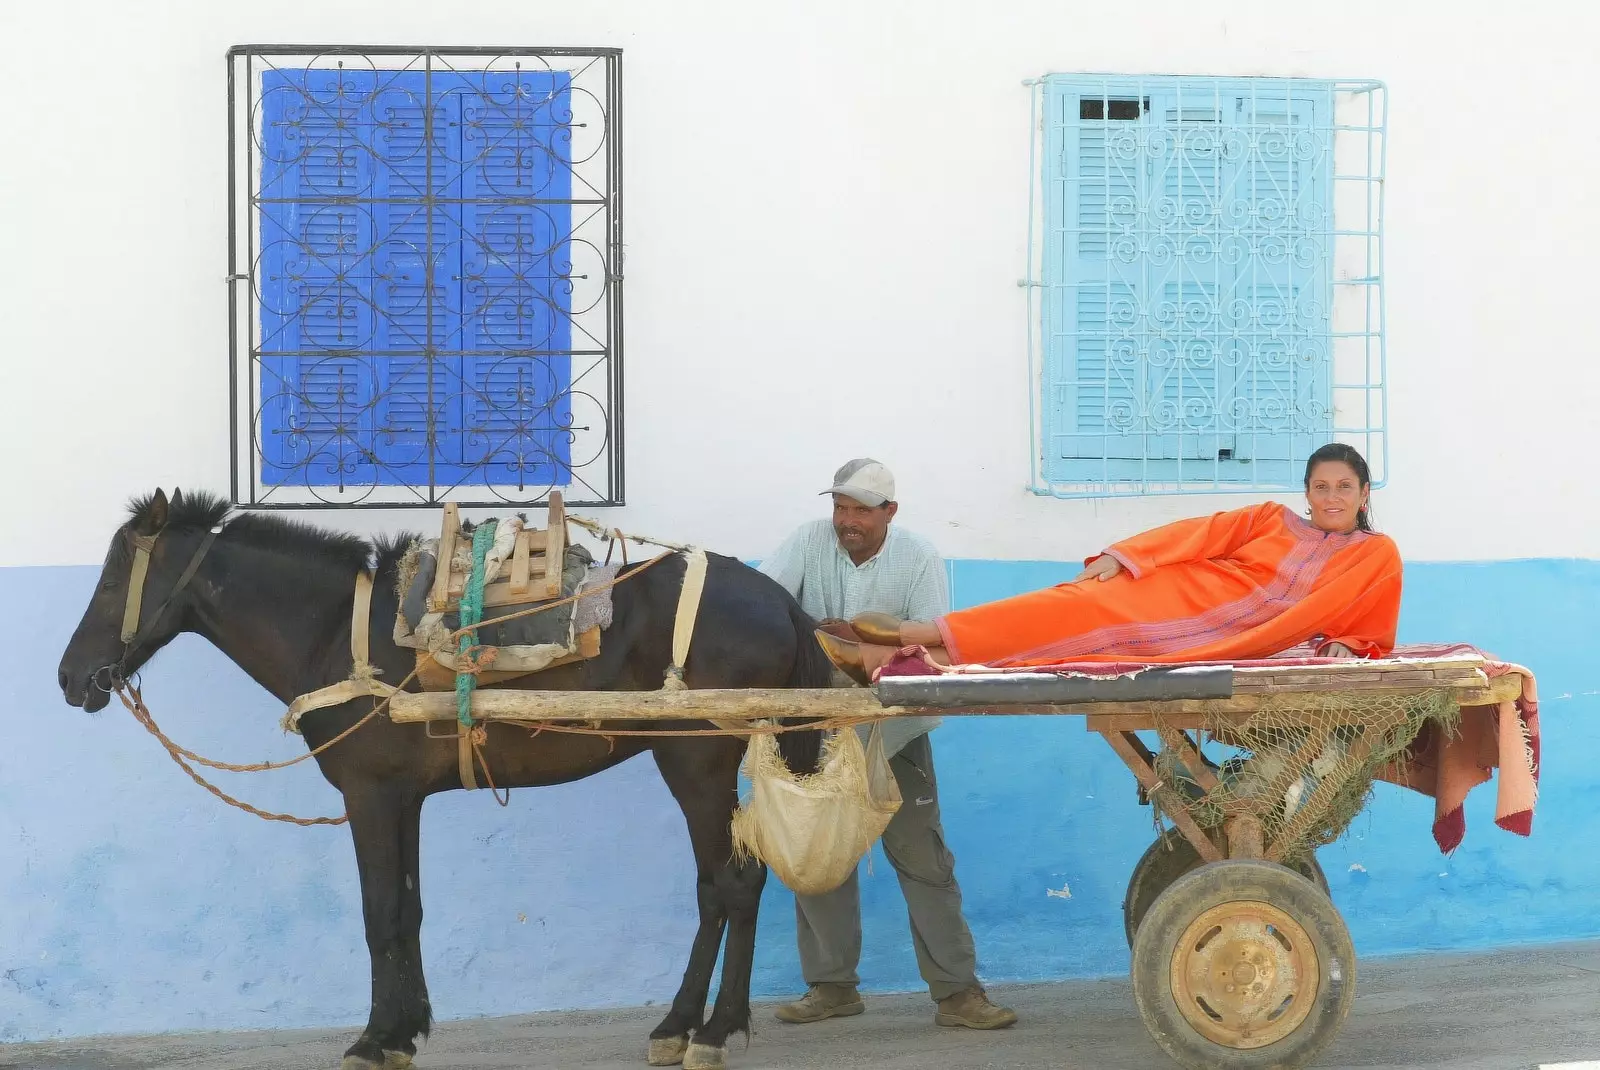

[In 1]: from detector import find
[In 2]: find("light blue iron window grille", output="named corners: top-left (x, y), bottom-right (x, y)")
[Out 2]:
top-left (1024, 75), bottom-right (1387, 497)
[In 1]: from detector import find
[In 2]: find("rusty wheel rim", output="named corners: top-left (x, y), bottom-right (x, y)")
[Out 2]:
top-left (1169, 898), bottom-right (1319, 1049)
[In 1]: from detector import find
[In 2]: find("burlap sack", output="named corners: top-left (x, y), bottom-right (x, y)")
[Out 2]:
top-left (730, 723), bottom-right (902, 895)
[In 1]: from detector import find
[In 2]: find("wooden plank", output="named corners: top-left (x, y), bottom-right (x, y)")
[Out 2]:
top-left (509, 528), bottom-right (532, 594)
top-left (1225, 814), bottom-right (1265, 861)
top-left (482, 580), bottom-right (544, 609)
top-left (544, 492), bottom-right (566, 599)
top-left (389, 686), bottom-right (891, 724)
top-left (1234, 670), bottom-right (1437, 691)
top-left (1101, 730), bottom-right (1223, 863)
top-left (1249, 671), bottom-right (1443, 691)
top-left (429, 502), bottom-right (460, 612)
top-left (1156, 725), bottom-right (1221, 793)
top-left (385, 670), bottom-right (1524, 728)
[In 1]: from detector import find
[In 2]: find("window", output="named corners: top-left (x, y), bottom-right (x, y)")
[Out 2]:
top-left (1025, 75), bottom-right (1387, 497)
top-left (227, 48), bottom-right (622, 507)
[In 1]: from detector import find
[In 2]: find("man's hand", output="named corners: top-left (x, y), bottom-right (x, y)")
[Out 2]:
top-left (1074, 555), bottom-right (1123, 583)
top-left (1322, 642), bottom-right (1356, 658)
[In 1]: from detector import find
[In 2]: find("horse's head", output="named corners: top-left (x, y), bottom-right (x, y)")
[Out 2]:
top-left (58, 488), bottom-right (221, 711)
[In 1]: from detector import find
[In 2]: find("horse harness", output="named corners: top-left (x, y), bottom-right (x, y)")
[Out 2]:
top-left (294, 547), bottom-right (715, 792)
top-left (111, 516), bottom-right (716, 795)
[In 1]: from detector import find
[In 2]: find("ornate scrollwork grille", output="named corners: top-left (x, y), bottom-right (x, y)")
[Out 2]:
top-left (227, 47), bottom-right (623, 508)
top-left (1026, 76), bottom-right (1387, 497)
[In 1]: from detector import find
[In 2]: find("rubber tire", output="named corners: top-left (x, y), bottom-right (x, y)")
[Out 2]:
top-left (1123, 829), bottom-right (1330, 947)
top-left (1131, 860), bottom-right (1355, 1070)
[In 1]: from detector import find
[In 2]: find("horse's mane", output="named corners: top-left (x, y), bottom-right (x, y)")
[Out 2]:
top-left (126, 491), bottom-right (414, 575)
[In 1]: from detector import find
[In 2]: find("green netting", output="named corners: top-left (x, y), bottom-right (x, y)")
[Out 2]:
top-left (1149, 689), bottom-right (1461, 864)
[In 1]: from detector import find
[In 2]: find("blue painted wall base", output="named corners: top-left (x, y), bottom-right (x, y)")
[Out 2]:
top-left (1, 558), bottom-right (1593, 1041)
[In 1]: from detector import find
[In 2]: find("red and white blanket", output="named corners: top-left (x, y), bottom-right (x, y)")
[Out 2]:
top-left (875, 642), bottom-right (1539, 854)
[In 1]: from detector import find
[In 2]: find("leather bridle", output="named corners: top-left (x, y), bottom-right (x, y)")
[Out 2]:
top-left (94, 523), bottom-right (222, 691)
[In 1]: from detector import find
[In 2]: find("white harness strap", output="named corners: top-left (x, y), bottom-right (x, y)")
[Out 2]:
top-left (281, 570), bottom-right (397, 734)
top-left (350, 570), bottom-right (373, 672)
top-left (120, 535), bottom-right (158, 643)
top-left (662, 550), bottom-right (708, 691)
top-left (660, 550), bottom-right (747, 734)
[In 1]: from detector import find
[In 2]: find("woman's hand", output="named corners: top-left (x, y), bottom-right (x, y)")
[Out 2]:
top-left (1322, 642), bottom-right (1356, 658)
top-left (1075, 555), bottom-right (1123, 583)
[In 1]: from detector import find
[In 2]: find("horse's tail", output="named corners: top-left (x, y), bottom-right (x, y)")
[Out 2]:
top-left (784, 599), bottom-right (837, 690)
top-left (776, 598), bottom-right (834, 774)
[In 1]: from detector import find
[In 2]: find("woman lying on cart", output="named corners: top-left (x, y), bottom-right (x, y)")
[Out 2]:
top-left (816, 442), bottom-right (1403, 685)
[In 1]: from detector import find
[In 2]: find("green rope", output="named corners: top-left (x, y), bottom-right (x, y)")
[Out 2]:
top-left (455, 520), bottom-right (498, 727)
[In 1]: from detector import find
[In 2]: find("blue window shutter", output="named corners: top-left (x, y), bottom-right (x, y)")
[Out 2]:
top-left (458, 71), bottom-right (575, 490)
top-left (258, 69), bottom-right (382, 487)
top-left (258, 69), bottom-right (579, 491)
top-left (368, 74), bottom-right (462, 486)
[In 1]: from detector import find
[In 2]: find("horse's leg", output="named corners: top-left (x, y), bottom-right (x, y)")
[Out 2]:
top-left (341, 783), bottom-right (429, 1070)
top-left (646, 742), bottom-right (743, 1068)
top-left (389, 794), bottom-right (431, 1066)
top-left (691, 853), bottom-right (767, 1070)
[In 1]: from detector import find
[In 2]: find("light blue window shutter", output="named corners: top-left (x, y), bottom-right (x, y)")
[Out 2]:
top-left (1222, 90), bottom-right (1334, 485)
top-left (1043, 89), bottom-right (1150, 482)
top-left (1144, 94), bottom-right (1228, 466)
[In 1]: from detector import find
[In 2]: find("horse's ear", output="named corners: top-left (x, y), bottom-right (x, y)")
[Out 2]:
top-left (171, 487), bottom-right (184, 510)
top-left (138, 489), bottom-right (170, 535)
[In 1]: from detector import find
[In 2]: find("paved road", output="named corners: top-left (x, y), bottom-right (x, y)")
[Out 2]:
top-left (7, 941), bottom-right (1600, 1069)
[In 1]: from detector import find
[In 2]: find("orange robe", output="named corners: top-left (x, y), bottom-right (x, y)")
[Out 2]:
top-left (937, 503), bottom-right (1402, 666)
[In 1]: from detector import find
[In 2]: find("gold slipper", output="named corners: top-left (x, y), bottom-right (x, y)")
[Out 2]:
top-left (849, 612), bottom-right (905, 646)
top-left (814, 630), bottom-right (871, 686)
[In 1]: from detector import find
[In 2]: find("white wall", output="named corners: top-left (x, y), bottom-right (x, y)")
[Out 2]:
top-left (3, 0), bottom-right (1594, 569)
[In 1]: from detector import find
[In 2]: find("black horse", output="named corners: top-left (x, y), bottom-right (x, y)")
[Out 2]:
top-left (56, 489), bottom-right (828, 1070)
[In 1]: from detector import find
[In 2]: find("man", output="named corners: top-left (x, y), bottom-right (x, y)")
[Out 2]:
top-left (757, 458), bottom-right (1018, 1030)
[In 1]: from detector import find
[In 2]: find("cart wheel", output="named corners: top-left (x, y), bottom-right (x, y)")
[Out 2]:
top-left (1123, 829), bottom-right (1330, 947)
top-left (1131, 860), bottom-right (1354, 1070)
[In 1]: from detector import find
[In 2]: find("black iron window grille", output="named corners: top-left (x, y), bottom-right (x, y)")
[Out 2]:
top-left (227, 47), bottom-right (623, 508)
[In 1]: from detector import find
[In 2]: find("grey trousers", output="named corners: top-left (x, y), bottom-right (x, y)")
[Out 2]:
top-left (792, 732), bottom-right (979, 1001)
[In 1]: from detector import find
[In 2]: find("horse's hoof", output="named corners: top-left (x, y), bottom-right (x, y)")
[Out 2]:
top-left (340, 1048), bottom-right (412, 1070)
top-left (683, 1042), bottom-right (727, 1070)
top-left (646, 1035), bottom-right (689, 1065)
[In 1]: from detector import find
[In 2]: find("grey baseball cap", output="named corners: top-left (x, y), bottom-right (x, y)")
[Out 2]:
top-left (822, 458), bottom-right (896, 507)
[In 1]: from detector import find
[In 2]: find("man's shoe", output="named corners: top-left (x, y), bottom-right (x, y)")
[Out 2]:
top-left (934, 987), bottom-right (1018, 1030)
top-left (850, 611), bottom-right (904, 646)
top-left (774, 983), bottom-right (865, 1024)
top-left (814, 631), bottom-right (871, 686)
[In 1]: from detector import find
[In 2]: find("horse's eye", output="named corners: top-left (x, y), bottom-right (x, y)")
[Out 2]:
top-left (100, 579), bottom-right (120, 592)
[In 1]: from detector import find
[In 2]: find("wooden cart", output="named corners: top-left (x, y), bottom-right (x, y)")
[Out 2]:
top-left (389, 655), bottom-right (1520, 1070)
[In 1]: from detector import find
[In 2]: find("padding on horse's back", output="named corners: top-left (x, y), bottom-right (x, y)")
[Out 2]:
top-left (393, 505), bottom-right (616, 690)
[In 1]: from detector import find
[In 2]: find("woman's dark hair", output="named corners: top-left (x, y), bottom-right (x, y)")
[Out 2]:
top-left (1304, 442), bottom-right (1375, 533)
